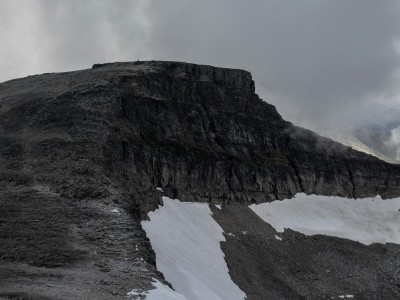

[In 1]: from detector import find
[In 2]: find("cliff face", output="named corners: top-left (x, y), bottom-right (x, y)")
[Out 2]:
top-left (1, 61), bottom-right (400, 214)
top-left (2, 61), bottom-right (400, 299)
top-left (96, 61), bottom-right (400, 206)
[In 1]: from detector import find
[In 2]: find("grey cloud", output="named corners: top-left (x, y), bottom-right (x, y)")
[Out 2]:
top-left (1, 0), bottom-right (400, 130)
top-left (0, 0), bottom-right (151, 81)
top-left (146, 0), bottom-right (400, 129)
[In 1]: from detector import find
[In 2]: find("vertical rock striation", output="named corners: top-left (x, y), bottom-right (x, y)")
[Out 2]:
top-left (2, 61), bottom-right (400, 299)
top-left (1, 61), bottom-right (400, 215)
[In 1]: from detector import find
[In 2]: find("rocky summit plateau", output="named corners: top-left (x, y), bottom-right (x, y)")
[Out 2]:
top-left (1, 61), bottom-right (400, 300)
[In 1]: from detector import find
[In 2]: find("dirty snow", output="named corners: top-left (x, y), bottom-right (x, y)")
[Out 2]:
top-left (142, 197), bottom-right (246, 300)
top-left (250, 193), bottom-right (400, 245)
top-left (127, 288), bottom-right (141, 297)
top-left (127, 278), bottom-right (186, 300)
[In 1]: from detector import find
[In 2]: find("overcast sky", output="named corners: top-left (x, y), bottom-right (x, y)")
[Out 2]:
top-left (1, 0), bottom-right (400, 130)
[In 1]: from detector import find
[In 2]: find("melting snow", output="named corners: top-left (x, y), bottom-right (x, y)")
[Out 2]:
top-left (127, 288), bottom-right (140, 297)
top-left (142, 197), bottom-right (246, 300)
top-left (127, 278), bottom-right (186, 300)
top-left (250, 193), bottom-right (400, 245)
top-left (145, 279), bottom-right (187, 299)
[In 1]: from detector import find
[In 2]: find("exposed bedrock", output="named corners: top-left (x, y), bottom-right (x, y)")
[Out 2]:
top-left (1, 61), bottom-right (400, 215)
top-left (2, 61), bottom-right (400, 299)
top-left (211, 204), bottom-right (400, 300)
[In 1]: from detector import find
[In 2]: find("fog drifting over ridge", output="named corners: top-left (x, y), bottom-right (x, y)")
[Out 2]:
top-left (1, 0), bottom-right (400, 130)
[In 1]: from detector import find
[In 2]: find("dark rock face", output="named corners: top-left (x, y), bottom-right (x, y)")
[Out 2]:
top-left (96, 61), bottom-right (400, 206)
top-left (1, 61), bottom-right (400, 299)
top-left (2, 61), bottom-right (399, 213)
top-left (211, 204), bottom-right (400, 300)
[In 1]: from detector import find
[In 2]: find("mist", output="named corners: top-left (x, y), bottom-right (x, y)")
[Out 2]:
top-left (1, 0), bottom-right (400, 130)
top-left (386, 126), bottom-right (400, 160)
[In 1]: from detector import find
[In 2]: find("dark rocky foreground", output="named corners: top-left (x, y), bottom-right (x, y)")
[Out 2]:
top-left (1, 61), bottom-right (400, 299)
top-left (211, 204), bottom-right (400, 300)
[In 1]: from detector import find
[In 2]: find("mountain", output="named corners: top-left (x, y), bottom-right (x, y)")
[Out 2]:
top-left (321, 127), bottom-right (400, 164)
top-left (1, 61), bottom-right (400, 299)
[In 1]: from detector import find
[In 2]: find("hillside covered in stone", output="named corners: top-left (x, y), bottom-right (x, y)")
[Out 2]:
top-left (1, 61), bottom-right (400, 299)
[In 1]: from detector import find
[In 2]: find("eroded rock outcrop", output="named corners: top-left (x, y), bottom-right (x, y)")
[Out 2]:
top-left (1, 61), bottom-right (400, 213)
top-left (1, 61), bottom-right (400, 299)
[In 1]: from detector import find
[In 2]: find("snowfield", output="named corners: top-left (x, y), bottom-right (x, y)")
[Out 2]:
top-left (250, 193), bottom-right (400, 245)
top-left (141, 193), bottom-right (400, 299)
top-left (141, 197), bottom-right (246, 300)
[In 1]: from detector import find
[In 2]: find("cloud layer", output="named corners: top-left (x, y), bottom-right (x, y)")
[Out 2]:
top-left (1, 0), bottom-right (400, 129)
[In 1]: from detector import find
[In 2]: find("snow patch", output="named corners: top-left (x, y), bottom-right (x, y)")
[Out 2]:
top-left (215, 204), bottom-right (222, 210)
top-left (110, 208), bottom-right (120, 214)
top-left (156, 187), bottom-right (164, 192)
top-left (274, 235), bottom-right (282, 241)
top-left (145, 279), bottom-right (187, 299)
top-left (338, 295), bottom-right (354, 299)
top-left (127, 288), bottom-right (140, 297)
top-left (250, 193), bottom-right (400, 245)
top-left (127, 278), bottom-right (187, 300)
top-left (142, 197), bottom-right (246, 300)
